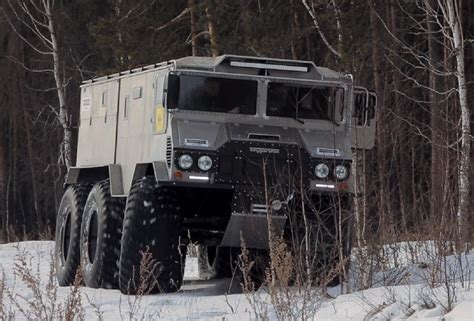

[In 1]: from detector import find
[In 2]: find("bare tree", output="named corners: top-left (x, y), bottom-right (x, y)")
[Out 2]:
top-left (188, 0), bottom-right (199, 56)
top-left (301, 0), bottom-right (341, 58)
top-left (205, 0), bottom-right (219, 57)
top-left (427, 0), bottom-right (446, 225)
top-left (375, 0), bottom-right (471, 244)
top-left (3, 0), bottom-right (72, 169)
top-left (0, 129), bottom-right (5, 241)
top-left (442, 0), bottom-right (470, 243)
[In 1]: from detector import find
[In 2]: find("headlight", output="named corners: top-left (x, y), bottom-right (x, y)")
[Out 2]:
top-left (334, 165), bottom-right (349, 180)
top-left (178, 154), bottom-right (193, 170)
top-left (197, 155), bottom-right (213, 171)
top-left (315, 163), bottom-right (329, 179)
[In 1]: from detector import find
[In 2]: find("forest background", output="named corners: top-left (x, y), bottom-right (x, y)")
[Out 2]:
top-left (0, 0), bottom-right (472, 248)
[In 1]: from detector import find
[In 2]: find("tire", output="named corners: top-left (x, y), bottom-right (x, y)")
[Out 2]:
top-left (55, 182), bottom-right (91, 286)
top-left (119, 176), bottom-right (186, 294)
top-left (80, 179), bottom-right (124, 289)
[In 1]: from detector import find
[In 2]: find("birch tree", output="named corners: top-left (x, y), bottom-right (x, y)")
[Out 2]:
top-left (442, 0), bottom-right (470, 243)
top-left (301, 0), bottom-right (341, 58)
top-left (3, 0), bottom-right (72, 169)
top-left (377, 0), bottom-right (471, 243)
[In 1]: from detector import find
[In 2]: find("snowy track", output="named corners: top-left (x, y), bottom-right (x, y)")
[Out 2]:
top-left (0, 241), bottom-right (473, 320)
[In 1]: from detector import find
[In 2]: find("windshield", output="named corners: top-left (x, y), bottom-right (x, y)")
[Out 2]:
top-left (175, 75), bottom-right (257, 115)
top-left (266, 82), bottom-right (344, 122)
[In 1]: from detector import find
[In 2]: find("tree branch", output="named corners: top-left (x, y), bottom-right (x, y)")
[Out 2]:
top-left (301, 0), bottom-right (341, 58)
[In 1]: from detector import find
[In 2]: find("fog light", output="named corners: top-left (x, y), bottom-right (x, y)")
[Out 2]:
top-left (197, 155), bottom-right (213, 171)
top-left (178, 154), bottom-right (193, 170)
top-left (271, 200), bottom-right (282, 211)
top-left (334, 165), bottom-right (349, 180)
top-left (315, 163), bottom-right (329, 179)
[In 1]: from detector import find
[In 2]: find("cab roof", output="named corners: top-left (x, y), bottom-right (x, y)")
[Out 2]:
top-left (82, 55), bottom-right (351, 85)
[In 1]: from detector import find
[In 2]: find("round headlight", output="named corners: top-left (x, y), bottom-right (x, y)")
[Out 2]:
top-left (197, 155), bottom-right (213, 171)
top-left (315, 163), bottom-right (330, 179)
top-left (334, 165), bottom-right (349, 180)
top-left (178, 154), bottom-right (193, 170)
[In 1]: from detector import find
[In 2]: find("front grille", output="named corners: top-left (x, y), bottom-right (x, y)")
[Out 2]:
top-left (214, 140), bottom-right (310, 186)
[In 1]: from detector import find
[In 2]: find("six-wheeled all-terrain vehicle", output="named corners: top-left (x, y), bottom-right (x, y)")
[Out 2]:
top-left (54, 55), bottom-right (377, 294)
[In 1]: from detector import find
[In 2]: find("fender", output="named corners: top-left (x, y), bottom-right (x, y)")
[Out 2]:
top-left (65, 165), bottom-right (124, 196)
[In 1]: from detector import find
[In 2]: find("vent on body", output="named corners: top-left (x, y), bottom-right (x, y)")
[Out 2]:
top-left (166, 137), bottom-right (172, 168)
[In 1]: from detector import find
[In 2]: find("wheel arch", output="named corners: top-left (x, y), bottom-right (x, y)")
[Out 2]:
top-left (131, 161), bottom-right (169, 187)
top-left (66, 162), bottom-right (169, 197)
top-left (65, 165), bottom-right (124, 196)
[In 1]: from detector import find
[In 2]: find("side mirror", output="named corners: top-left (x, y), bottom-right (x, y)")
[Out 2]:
top-left (354, 90), bottom-right (367, 126)
top-left (352, 87), bottom-right (377, 150)
top-left (165, 74), bottom-right (180, 110)
top-left (367, 92), bottom-right (376, 123)
top-left (353, 88), bottom-right (377, 126)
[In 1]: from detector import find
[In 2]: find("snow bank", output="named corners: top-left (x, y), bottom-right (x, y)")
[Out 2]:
top-left (0, 241), bottom-right (472, 320)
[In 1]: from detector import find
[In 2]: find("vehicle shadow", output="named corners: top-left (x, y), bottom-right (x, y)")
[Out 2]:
top-left (180, 277), bottom-right (243, 296)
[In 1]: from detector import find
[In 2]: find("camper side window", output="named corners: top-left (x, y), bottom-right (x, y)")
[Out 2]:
top-left (155, 76), bottom-right (165, 106)
top-left (101, 90), bottom-right (108, 107)
top-left (133, 86), bottom-right (142, 99)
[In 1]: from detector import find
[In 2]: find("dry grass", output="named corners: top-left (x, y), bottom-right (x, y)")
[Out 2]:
top-left (1, 245), bottom-right (167, 321)
top-left (1, 246), bottom-right (85, 320)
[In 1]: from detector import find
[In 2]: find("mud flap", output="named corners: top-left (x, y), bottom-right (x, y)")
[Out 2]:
top-left (220, 213), bottom-right (287, 249)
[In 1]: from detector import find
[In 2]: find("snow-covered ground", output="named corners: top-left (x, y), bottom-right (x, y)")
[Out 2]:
top-left (0, 241), bottom-right (473, 320)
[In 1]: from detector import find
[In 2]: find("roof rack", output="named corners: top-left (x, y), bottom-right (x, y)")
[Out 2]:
top-left (81, 61), bottom-right (173, 84)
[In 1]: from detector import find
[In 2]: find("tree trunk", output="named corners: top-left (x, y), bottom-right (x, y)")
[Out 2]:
top-left (427, 0), bottom-right (446, 225)
top-left (188, 0), bottom-right (199, 56)
top-left (445, 0), bottom-right (470, 244)
top-left (289, 0), bottom-right (300, 60)
top-left (330, 0), bottom-right (343, 54)
top-left (205, 0), bottom-right (219, 57)
top-left (369, 0), bottom-right (388, 238)
top-left (0, 121), bottom-right (6, 242)
top-left (44, 0), bottom-right (72, 170)
top-left (21, 85), bottom-right (40, 233)
top-left (390, 0), bottom-right (410, 232)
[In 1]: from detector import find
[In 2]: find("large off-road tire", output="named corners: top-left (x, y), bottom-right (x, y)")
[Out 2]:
top-left (119, 176), bottom-right (186, 294)
top-left (55, 182), bottom-right (91, 286)
top-left (80, 179), bottom-right (124, 289)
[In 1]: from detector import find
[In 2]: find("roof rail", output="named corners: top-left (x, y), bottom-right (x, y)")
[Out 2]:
top-left (81, 60), bottom-right (173, 85)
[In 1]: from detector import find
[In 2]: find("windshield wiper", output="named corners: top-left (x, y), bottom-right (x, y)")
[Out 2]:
top-left (294, 103), bottom-right (305, 124)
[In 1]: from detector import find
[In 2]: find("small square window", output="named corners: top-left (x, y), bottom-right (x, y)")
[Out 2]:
top-left (132, 86), bottom-right (143, 99)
